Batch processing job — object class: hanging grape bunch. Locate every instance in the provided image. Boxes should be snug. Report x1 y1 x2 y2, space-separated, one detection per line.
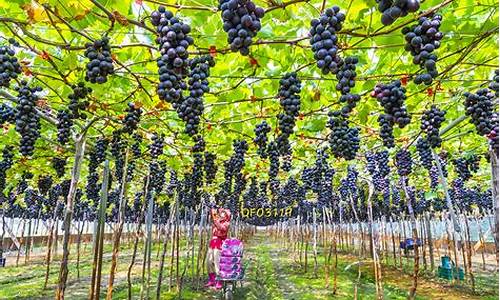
420 105 446 148
68 83 91 119
395 149 412 177
0 103 15 125
402 14 443 85
218 0 265 55
0 41 21 87
489 69 499 97
191 135 206 153
0 146 14 192
277 72 301 154
464 88 496 136
327 111 360 160
309 6 345 74
52 157 67 178
204 152 218 184
56 110 73 145
149 132 165 159
176 55 215 136
131 133 142 158
453 157 472 181
84 37 114 84
372 80 411 148
253 120 271 159
267 141 280 178
151 6 193 102
416 138 433 170
337 56 361 114
122 102 142 134
37 175 53 196
14 81 42 156
376 0 420 25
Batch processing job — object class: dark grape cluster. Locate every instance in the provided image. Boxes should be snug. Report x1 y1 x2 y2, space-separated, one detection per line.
84 37 114 84
0 146 14 192
337 57 361 114
281 154 292 172
416 138 433 170
218 0 265 55
452 157 471 181
365 150 390 192
68 83 91 119
327 111 360 160
191 135 206 153
420 105 446 148
37 175 53 196
395 149 412 177
489 70 499 97
176 56 215 135
149 132 165 159
122 102 142 134
267 141 280 178
204 152 217 184
372 80 411 147
0 103 15 125
131 133 142 158
151 6 193 102
376 0 420 26
56 110 73 145
52 157 67 178
253 120 271 159
14 81 42 156
309 6 345 74
402 14 442 84
464 88 498 150
276 72 302 154
0 42 21 87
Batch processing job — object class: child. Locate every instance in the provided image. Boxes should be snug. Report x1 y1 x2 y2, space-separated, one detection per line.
205 207 231 289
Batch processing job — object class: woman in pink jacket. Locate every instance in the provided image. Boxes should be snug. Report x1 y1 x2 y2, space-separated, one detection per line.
205 207 231 289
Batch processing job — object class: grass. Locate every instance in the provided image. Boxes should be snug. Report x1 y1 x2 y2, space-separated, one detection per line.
0 232 497 299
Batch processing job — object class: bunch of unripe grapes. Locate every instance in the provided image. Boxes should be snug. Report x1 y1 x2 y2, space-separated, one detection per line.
309 6 345 74
57 110 73 145
372 80 411 147
122 102 142 134
0 41 21 88
395 149 412 177
219 0 265 55
421 105 446 148
204 152 218 184
416 138 433 170
14 81 42 156
253 120 271 159
376 0 420 26
402 14 443 85
84 37 114 84
149 132 165 159
68 83 91 119
327 110 360 161
151 6 193 102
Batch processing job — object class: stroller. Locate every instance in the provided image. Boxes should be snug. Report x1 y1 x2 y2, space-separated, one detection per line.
217 238 245 300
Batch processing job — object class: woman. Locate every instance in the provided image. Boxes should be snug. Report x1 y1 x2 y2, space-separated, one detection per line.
205 207 231 289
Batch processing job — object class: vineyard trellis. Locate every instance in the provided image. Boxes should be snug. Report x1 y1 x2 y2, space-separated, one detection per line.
0 0 498 299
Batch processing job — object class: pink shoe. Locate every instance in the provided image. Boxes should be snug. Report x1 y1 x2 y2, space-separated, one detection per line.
214 280 223 290
204 273 215 288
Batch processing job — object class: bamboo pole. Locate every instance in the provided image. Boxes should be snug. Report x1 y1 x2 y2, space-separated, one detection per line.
56 135 86 300
89 159 110 300
401 177 419 300
106 150 130 300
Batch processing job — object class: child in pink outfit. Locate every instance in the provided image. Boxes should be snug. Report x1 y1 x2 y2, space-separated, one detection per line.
205 207 231 289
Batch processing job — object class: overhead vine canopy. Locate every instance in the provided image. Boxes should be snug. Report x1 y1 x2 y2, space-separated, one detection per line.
0 0 497 187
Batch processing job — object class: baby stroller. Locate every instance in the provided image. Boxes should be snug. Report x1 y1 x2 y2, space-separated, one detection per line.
217 238 245 300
